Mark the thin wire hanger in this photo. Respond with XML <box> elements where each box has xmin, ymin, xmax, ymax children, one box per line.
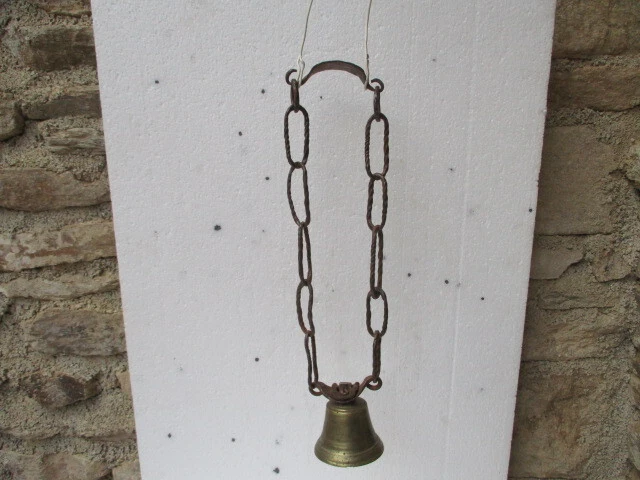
<box><xmin>295</xmin><ymin>0</ymin><xmax>375</xmax><ymax>89</ymax></box>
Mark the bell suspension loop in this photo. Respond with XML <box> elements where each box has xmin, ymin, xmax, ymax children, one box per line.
<box><xmin>284</xmin><ymin>0</ymin><xmax>389</xmax><ymax>468</ymax></box>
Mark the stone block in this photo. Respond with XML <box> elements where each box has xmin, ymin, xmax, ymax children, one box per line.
<box><xmin>632</xmin><ymin>420</ymin><xmax>640</xmax><ymax>471</ymax></box>
<box><xmin>41</xmin><ymin>453</ymin><xmax>108</xmax><ymax>480</ymax></box>
<box><xmin>22</xmin><ymin>372</ymin><xmax>101</xmax><ymax>408</ymax></box>
<box><xmin>0</xmin><ymin>221</ymin><xmax>116</xmax><ymax>272</ymax></box>
<box><xmin>532</xmin><ymin>272</ymin><xmax>621</xmax><ymax>310</ymax></box>
<box><xmin>0</xmin><ymin>392</ymin><xmax>61</xmax><ymax>439</ymax></box>
<box><xmin>0</xmin><ymin>450</ymin><xmax>41</xmax><ymax>480</ymax></box>
<box><xmin>552</xmin><ymin>0</ymin><xmax>640</xmax><ymax>58</ymax></box>
<box><xmin>625</xmin><ymin>143</ymin><xmax>640</xmax><ymax>189</ymax></box>
<box><xmin>44</xmin><ymin>127</ymin><xmax>105</xmax><ymax>155</ymax></box>
<box><xmin>116</xmin><ymin>370</ymin><xmax>132</xmax><ymax>398</ymax></box>
<box><xmin>112</xmin><ymin>460</ymin><xmax>141</xmax><ymax>480</ymax></box>
<box><xmin>530</xmin><ymin>243</ymin><xmax>583</xmax><ymax>279</ymax></box>
<box><xmin>509</xmin><ymin>372</ymin><xmax>614</xmax><ymax>478</ymax></box>
<box><xmin>535</xmin><ymin>127</ymin><xmax>616</xmax><ymax>235</ymax></box>
<box><xmin>22</xmin><ymin>85</ymin><xmax>101</xmax><ymax>120</ymax></box>
<box><xmin>608</xmin><ymin>0</ymin><xmax>640</xmax><ymax>54</ymax></box>
<box><xmin>1</xmin><ymin>272</ymin><xmax>119</xmax><ymax>300</ymax></box>
<box><xmin>0</xmin><ymin>169</ymin><xmax>110</xmax><ymax>211</ymax></box>
<box><xmin>28</xmin><ymin>309</ymin><xmax>126</xmax><ymax>356</ymax></box>
<box><xmin>5</xmin><ymin>26</ymin><xmax>96</xmax><ymax>71</ymax></box>
<box><xmin>0</xmin><ymin>389</ymin><xmax>134</xmax><ymax>441</ymax></box>
<box><xmin>0</xmin><ymin>102</ymin><xmax>25</xmax><ymax>141</ymax></box>
<box><xmin>552</xmin><ymin>0</ymin><xmax>608</xmax><ymax>58</ymax></box>
<box><xmin>632</xmin><ymin>375</ymin><xmax>640</xmax><ymax>409</ymax></box>
<box><xmin>549</xmin><ymin>64</ymin><xmax>640</xmax><ymax>111</ymax></box>
<box><xmin>27</xmin><ymin>0</ymin><xmax>91</xmax><ymax>17</ymax></box>
<box><xmin>594</xmin><ymin>245</ymin><xmax>633</xmax><ymax>281</ymax></box>
<box><xmin>634</xmin><ymin>351</ymin><xmax>640</xmax><ymax>377</ymax></box>
<box><xmin>522</xmin><ymin>307</ymin><xmax>626</xmax><ymax>361</ymax></box>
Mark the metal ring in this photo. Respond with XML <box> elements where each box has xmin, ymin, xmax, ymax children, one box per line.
<box><xmin>366</xmin><ymin>377</ymin><xmax>383</xmax><ymax>390</ymax></box>
<box><xmin>304</xmin><ymin>333</ymin><xmax>320</xmax><ymax>390</ymax></box>
<box><xmin>287</xmin><ymin>165</ymin><xmax>310</xmax><ymax>227</ymax></box>
<box><xmin>366</xmin><ymin>174</ymin><xmax>388</xmax><ymax>230</ymax></box>
<box><xmin>369</xmin><ymin>78</ymin><xmax>384</xmax><ymax>92</ymax></box>
<box><xmin>369</xmin><ymin>226</ymin><xmax>383</xmax><ymax>292</ymax></box>
<box><xmin>284</xmin><ymin>105</ymin><xmax>309</xmax><ymax>166</ymax></box>
<box><xmin>364</xmin><ymin>113</ymin><xmax>389</xmax><ymax>178</ymax></box>
<box><xmin>286</xmin><ymin>68</ymin><xmax>297</xmax><ymax>85</ymax></box>
<box><xmin>371</xmin><ymin>331</ymin><xmax>382</xmax><ymax>378</ymax></box>
<box><xmin>366</xmin><ymin>288</ymin><xmax>388</xmax><ymax>336</ymax></box>
<box><xmin>373</xmin><ymin>87</ymin><xmax>381</xmax><ymax>118</ymax></box>
<box><xmin>309</xmin><ymin>384</ymin><xmax>323</xmax><ymax>396</ymax></box>
<box><xmin>297</xmin><ymin>281</ymin><xmax>314</xmax><ymax>335</ymax></box>
<box><xmin>298</xmin><ymin>225</ymin><xmax>312</xmax><ymax>283</ymax></box>
<box><xmin>290</xmin><ymin>79</ymin><xmax>300</xmax><ymax>110</ymax></box>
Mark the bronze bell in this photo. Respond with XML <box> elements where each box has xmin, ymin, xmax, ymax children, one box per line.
<box><xmin>314</xmin><ymin>398</ymin><xmax>384</xmax><ymax>467</ymax></box>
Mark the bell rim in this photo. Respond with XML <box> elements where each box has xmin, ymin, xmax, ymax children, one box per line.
<box><xmin>314</xmin><ymin>434</ymin><xmax>384</xmax><ymax>467</ymax></box>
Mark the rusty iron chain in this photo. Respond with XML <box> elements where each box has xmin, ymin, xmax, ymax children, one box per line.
<box><xmin>284</xmin><ymin>72</ymin><xmax>389</xmax><ymax>403</ymax></box>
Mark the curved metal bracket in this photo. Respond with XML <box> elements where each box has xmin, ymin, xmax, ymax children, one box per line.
<box><xmin>286</xmin><ymin>60</ymin><xmax>383</xmax><ymax>92</ymax></box>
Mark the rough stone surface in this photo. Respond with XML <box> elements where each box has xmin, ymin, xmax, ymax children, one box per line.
<box><xmin>21</xmin><ymin>85</ymin><xmax>101</xmax><ymax>120</ymax></box>
<box><xmin>632</xmin><ymin>420</ymin><xmax>640</xmax><ymax>472</ymax></box>
<box><xmin>522</xmin><ymin>307</ymin><xmax>626</xmax><ymax>361</ymax></box>
<box><xmin>632</xmin><ymin>376</ymin><xmax>640</xmax><ymax>410</ymax></box>
<box><xmin>552</xmin><ymin>0</ymin><xmax>609</xmax><ymax>58</ymax></box>
<box><xmin>116</xmin><ymin>370</ymin><xmax>132</xmax><ymax>398</ymax></box>
<box><xmin>625</xmin><ymin>143</ymin><xmax>640</xmax><ymax>189</ymax></box>
<box><xmin>27</xmin><ymin>0</ymin><xmax>92</xmax><ymax>17</ymax></box>
<box><xmin>530</xmin><ymin>243</ymin><xmax>583</xmax><ymax>279</ymax></box>
<box><xmin>1</xmin><ymin>272</ymin><xmax>119</xmax><ymax>300</ymax></box>
<box><xmin>0</xmin><ymin>1</ymin><xmax>135</xmax><ymax>476</ymax></box>
<box><xmin>0</xmin><ymin>451</ymin><xmax>110</xmax><ymax>480</ymax></box>
<box><xmin>5</xmin><ymin>26</ymin><xmax>96</xmax><ymax>71</ymax></box>
<box><xmin>0</xmin><ymin>169</ymin><xmax>110</xmax><ymax>211</ymax></box>
<box><xmin>112</xmin><ymin>460</ymin><xmax>141</xmax><ymax>480</ymax></box>
<box><xmin>22</xmin><ymin>372</ymin><xmax>102</xmax><ymax>408</ymax></box>
<box><xmin>509</xmin><ymin>372</ymin><xmax>615</xmax><ymax>478</ymax></box>
<box><xmin>535</xmin><ymin>126</ymin><xmax>616</xmax><ymax>235</ymax></box>
<box><xmin>553</xmin><ymin>0</ymin><xmax>640</xmax><ymax>58</ymax></box>
<box><xmin>532</xmin><ymin>272</ymin><xmax>622</xmax><ymax>310</ymax></box>
<box><xmin>0</xmin><ymin>450</ymin><xmax>41</xmax><ymax>480</ymax></box>
<box><xmin>594</xmin><ymin>245</ymin><xmax>634</xmax><ymax>281</ymax></box>
<box><xmin>0</xmin><ymin>389</ymin><xmax>135</xmax><ymax>440</ymax></box>
<box><xmin>41</xmin><ymin>453</ymin><xmax>109</xmax><ymax>480</ymax></box>
<box><xmin>0</xmin><ymin>221</ymin><xmax>116</xmax><ymax>272</ymax></box>
<box><xmin>549</xmin><ymin>64</ymin><xmax>640</xmax><ymax>111</ymax></box>
<box><xmin>0</xmin><ymin>101</ymin><xmax>25</xmax><ymax>141</ymax></box>
<box><xmin>44</xmin><ymin>127</ymin><xmax>105</xmax><ymax>154</ymax></box>
<box><xmin>27</xmin><ymin>309</ymin><xmax>126</xmax><ymax>356</ymax></box>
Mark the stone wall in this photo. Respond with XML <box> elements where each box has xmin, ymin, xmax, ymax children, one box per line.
<box><xmin>0</xmin><ymin>0</ymin><xmax>638</xmax><ymax>479</ymax></box>
<box><xmin>509</xmin><ymin>1</ymin><xmax>640</xmax><ymax>479</ymax></box>
<box><xmin>0</xmin><ymin>1</ymin><xmax>138</xmax><ymax>479</ymax></box>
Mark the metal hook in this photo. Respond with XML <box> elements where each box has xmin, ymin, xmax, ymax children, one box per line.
<box><xmin>290</xmin><ymin>60</ymin><xmax>384</xmax><ymax>92</ymax></box>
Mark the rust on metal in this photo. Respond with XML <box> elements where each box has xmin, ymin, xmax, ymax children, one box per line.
<box><xmin>284</xmin><ymin>63</ymin><xmax>389</xmax><ymax>403</ymax></box>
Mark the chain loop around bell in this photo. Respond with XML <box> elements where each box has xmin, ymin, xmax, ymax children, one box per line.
<box><xmin>284</xmin><ymin>71</ymin><xmax>389</xmax><ymax>403</ymax></box>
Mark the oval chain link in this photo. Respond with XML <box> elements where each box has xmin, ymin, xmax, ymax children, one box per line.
<box><xmin>284</xmin><ymin>76</ymin><xmax>389</xmax><ymax>403</ymax></box>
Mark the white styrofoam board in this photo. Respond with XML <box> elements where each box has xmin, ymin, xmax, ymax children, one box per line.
<box><xmin>91</xmin><ymin>1</ymin><xmax>556</xmax><ymax>478</ymax></box>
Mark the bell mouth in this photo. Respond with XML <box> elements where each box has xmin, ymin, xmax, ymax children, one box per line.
<box><xmin>314</xmin><ymin>398</ymin><xmax>384</xmax><ymax>467</ymax></box>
